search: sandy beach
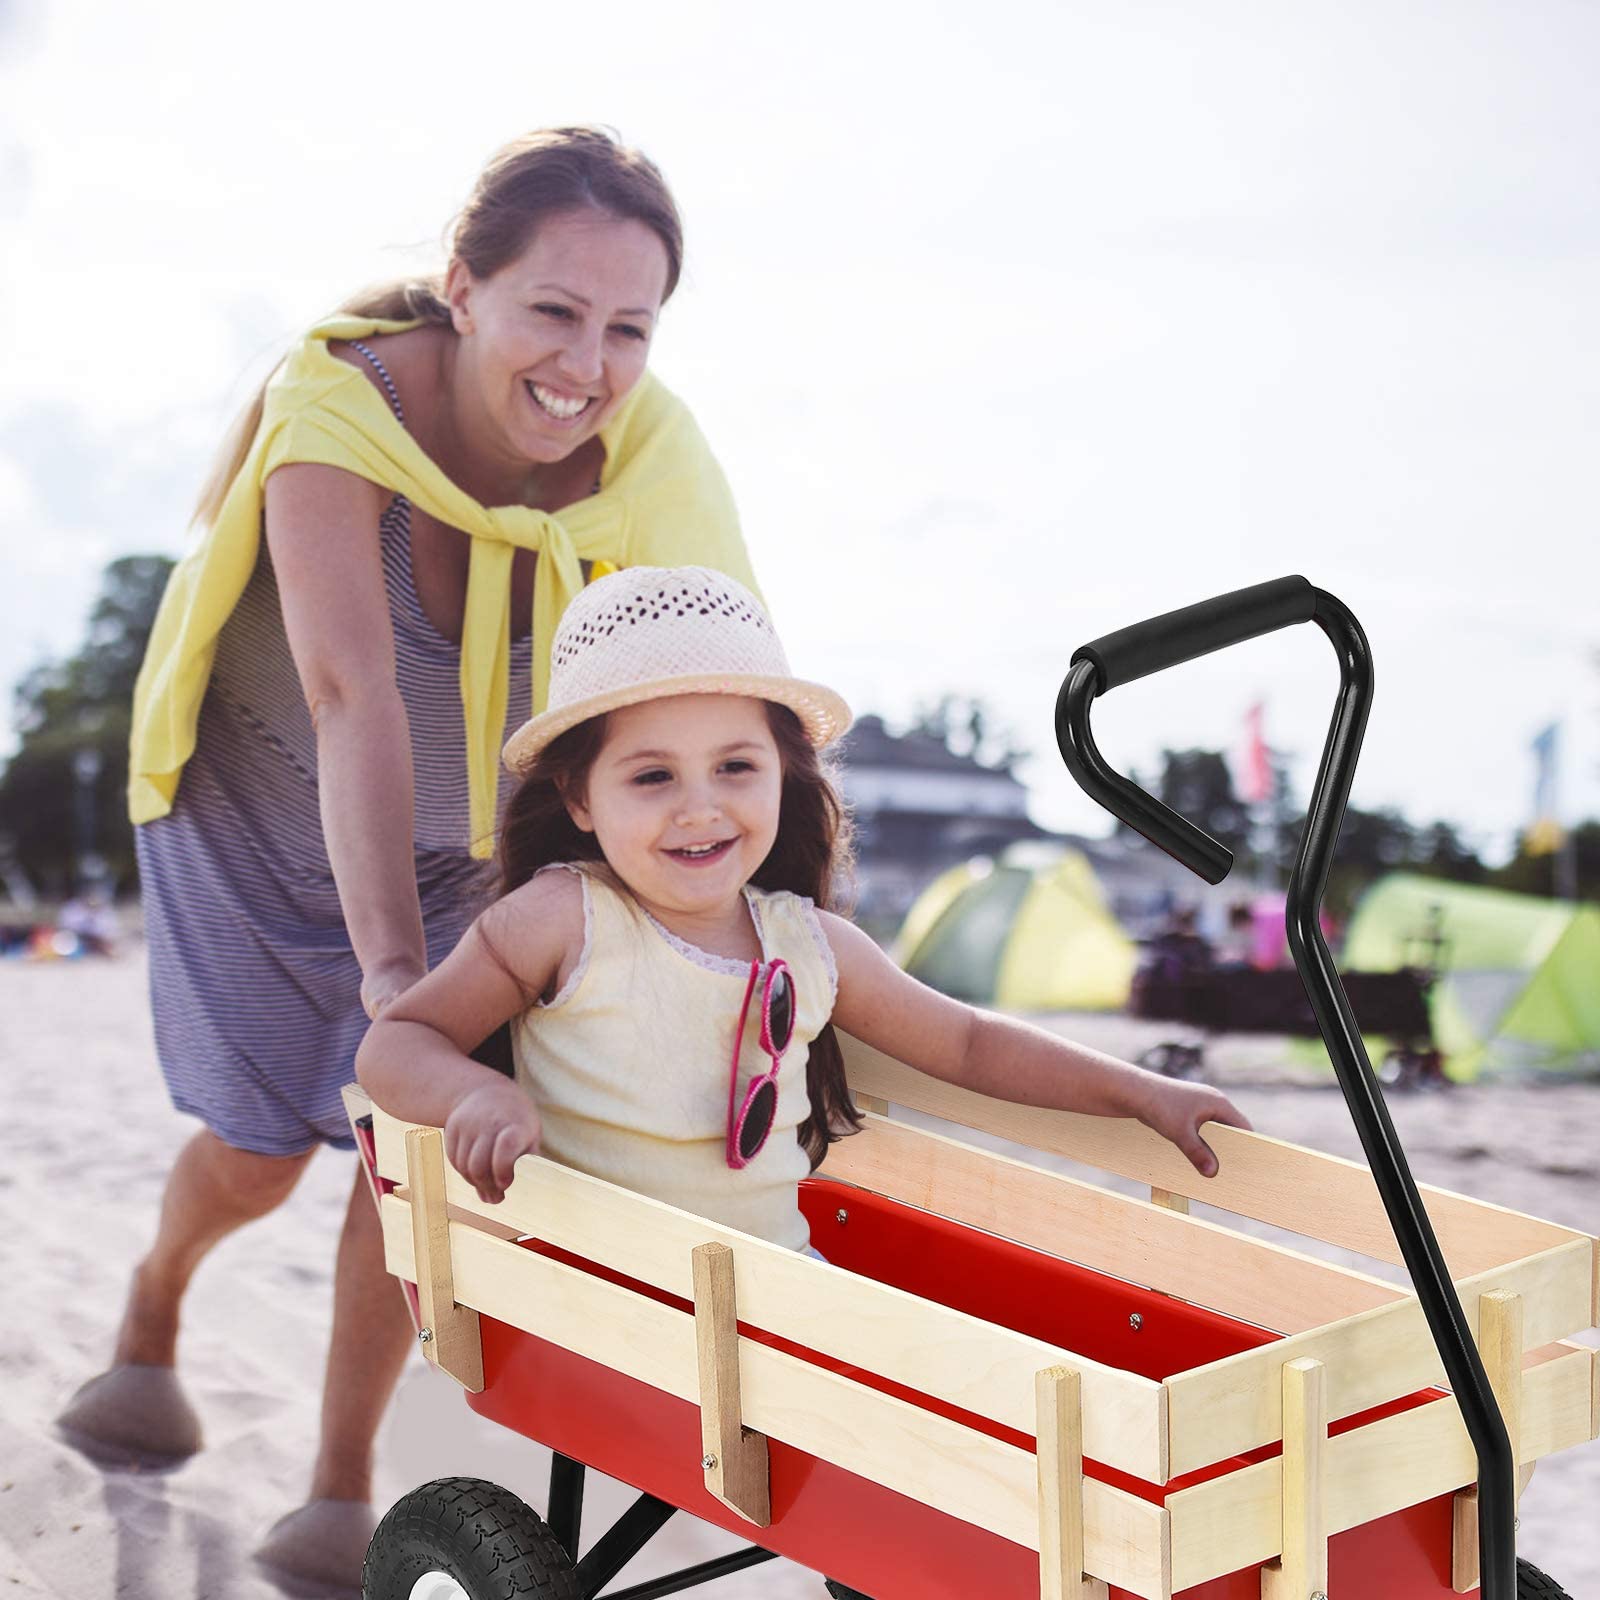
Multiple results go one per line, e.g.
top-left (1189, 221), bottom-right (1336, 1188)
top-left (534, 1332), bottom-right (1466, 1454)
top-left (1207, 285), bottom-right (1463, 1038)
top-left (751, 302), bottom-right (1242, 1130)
top-left (2, 946), bottom-right (1595, 1599)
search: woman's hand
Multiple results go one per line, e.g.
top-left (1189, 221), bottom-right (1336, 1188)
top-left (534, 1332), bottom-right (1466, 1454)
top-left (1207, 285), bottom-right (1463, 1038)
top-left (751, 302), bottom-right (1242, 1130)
top-left (362, 959), bottom-right (426, 1021)
top-left (443, 1079), bottom-right (544, 1205)
top-left (1136, 1079), bottom-right (1253, 1178)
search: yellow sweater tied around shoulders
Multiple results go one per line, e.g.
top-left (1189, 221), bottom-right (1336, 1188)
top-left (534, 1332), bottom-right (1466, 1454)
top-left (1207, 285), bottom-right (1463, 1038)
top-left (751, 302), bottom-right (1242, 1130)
top-left (128, 316), bottom-right (757, 858)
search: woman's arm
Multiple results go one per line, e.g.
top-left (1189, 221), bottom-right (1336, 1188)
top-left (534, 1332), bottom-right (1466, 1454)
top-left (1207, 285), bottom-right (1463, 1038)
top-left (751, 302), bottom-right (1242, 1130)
top-left (265, 463), bottom-right (426, 1015)
top-left (822, 912), bottom-right (1251, 1176)
top-left (357, 870), bottom-right (581, 1203)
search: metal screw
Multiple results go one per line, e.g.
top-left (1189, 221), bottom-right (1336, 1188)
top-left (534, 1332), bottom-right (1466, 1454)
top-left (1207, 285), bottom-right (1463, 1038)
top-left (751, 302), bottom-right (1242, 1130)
top-left (1129, 1313), bottom-right (1143, 1331)
top-left (701, 1453), bottom-right (717, 1471)
top-left (1311, 1591), bottom-right (1328, 1600)
top-left (836, 1208), bottom-right (849, 1224)
top-left (418, 1327), bottom-right (434, 1345)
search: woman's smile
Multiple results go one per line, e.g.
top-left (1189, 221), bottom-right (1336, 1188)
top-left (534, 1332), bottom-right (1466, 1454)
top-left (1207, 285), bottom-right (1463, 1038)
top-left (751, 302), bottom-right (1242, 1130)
top-left (526, 380), bottom-right (596, 424)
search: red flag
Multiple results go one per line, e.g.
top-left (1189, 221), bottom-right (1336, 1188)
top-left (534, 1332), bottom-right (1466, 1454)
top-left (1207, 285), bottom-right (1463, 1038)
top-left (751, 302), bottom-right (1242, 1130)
top-left (1238, 702), bottom-right (1272, 805)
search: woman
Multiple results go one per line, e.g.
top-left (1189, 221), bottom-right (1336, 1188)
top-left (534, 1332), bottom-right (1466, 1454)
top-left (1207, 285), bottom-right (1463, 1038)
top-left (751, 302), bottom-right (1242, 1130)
top-left (58, 127), bottom-right (758, 1587)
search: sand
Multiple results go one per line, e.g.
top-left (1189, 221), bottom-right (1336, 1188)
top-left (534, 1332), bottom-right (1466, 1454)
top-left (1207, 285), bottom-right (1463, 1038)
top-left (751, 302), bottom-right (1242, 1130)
top-left (2, 948), bottom-right (1595, 1598)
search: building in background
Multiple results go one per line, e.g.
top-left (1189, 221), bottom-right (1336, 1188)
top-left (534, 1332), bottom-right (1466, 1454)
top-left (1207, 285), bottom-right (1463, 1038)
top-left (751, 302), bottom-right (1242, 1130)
top-left (835, 714), bottom-right (1055, 940)
top-left (836, 713), bottom-right (1272, 949)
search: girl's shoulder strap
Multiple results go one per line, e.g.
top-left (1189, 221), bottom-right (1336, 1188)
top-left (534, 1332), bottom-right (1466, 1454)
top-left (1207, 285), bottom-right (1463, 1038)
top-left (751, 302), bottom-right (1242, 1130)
top-left (749, 887), bottom-right (838, 1005)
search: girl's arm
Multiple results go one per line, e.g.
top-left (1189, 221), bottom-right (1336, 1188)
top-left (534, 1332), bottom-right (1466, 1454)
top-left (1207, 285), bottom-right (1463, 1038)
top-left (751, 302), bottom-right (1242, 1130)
top-left (357, 869), bottom-right (583, 1203)
top-left (822, 912), bottom-right (1251, 1176)
top-left (265, 463), bottom-right (426, 1017)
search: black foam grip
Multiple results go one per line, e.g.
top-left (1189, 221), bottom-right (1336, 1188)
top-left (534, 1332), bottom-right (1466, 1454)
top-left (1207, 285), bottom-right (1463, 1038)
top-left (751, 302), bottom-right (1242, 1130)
top-left (1072, 576), bottom-right (1317, 693)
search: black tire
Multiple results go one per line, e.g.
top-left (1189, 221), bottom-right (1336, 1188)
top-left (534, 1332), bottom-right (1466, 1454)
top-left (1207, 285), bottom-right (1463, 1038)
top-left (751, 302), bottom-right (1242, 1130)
top-left (824, 1581), bottom-right (874, 1600)
top-left (1517, 1556), bottom-right (1573, 1599)
top-left (362, 1477), bottom-right (580, 1600)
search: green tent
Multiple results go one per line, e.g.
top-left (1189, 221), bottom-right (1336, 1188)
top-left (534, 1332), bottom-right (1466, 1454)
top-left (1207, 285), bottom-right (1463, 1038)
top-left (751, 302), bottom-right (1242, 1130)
top-left (1343, 874), bottom-right (1600, 1080)
top-left (894, 847), bottom-right (1136, 1012)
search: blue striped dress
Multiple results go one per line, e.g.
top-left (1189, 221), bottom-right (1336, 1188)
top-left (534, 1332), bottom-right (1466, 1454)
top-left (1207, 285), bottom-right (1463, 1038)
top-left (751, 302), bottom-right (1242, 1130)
top-left (136, 343), bottom-right (534, 1155)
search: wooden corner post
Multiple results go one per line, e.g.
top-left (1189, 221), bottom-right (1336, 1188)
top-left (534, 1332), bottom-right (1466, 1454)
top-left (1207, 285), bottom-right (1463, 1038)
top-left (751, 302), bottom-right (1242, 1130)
top-left (1453, 1289), bottom-right (1526, 1593)
top-left (1260, 1357), bottom-right (1328, 1600)
top-left (404, 1127), bottom-right (484, 1392)
top-left (692, 1242), bottom-right (771, 1526)
top-left (1037, 1366), bottom-right (1110, 1600)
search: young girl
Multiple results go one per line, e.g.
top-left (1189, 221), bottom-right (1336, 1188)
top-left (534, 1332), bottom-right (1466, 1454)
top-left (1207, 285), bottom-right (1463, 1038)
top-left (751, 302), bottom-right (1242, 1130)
top-left (357, 566), bottom-right (1250, 1243)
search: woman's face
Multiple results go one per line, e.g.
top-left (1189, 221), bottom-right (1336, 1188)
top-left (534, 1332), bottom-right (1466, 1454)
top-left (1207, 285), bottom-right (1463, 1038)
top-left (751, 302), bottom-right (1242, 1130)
top-left (447, 207), bottom-right (670, 467)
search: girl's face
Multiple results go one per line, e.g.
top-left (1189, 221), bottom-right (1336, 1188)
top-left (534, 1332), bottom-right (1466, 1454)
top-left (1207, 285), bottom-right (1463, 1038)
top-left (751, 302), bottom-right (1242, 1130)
top-left (565, 695), bottom-right (783, 925)
top-left (446, 207), bottom-right (669, 468)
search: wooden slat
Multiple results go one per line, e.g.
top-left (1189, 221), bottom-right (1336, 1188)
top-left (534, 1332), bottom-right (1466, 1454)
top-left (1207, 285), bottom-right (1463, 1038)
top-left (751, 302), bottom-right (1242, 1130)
top-left (1165, 1342), bottom-right (1593, 1593)
top-left (377, 1195), bottom-right (1172, 1599)
top-left (1150, 1189), bottom-right (1190, 1215)
top-left (1038, 1368), bottom-right (1111, 1600)
top-left (824, 1114), bottom-right (1405, 1337)
top-left (693, 1243), bottom-right (770, 1526)
top-left (1259, 1359), bottom-right (1327, 1600)
top-left (1451, 1491), bottom-right (1479, 1596)
top-left (1166, 1241), bottom-right (1591, 1475)
top-left (403, 1128), bottom-right (483, 1392)
top-left (840, 1036), bottom-right (1590, 1275)
top-left (365, 1103), bottom-right (1167, 1480)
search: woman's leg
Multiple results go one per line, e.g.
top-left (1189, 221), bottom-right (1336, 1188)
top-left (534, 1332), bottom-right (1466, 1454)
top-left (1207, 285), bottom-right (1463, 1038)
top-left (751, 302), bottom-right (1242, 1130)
top-left (253, 1159), bottom-right (416, 1586)
top-left (58, 1128), bottom-right (314, 1461)
top-left (115, 1128), bottom-right (315, 1365)
top-left (309, 1158), bottom-right (415, 1501)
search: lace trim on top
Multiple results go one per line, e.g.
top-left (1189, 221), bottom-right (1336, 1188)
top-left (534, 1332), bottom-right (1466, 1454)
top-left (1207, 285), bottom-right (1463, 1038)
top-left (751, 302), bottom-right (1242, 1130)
top-left (800, 897), bottom-right (839, 1003)
top-left (533, 864), bottom-right (593, 1010)
top-left (642, 887), bottom-right (768, 976)
top-left (642, 889), bottom-right (837, 1005)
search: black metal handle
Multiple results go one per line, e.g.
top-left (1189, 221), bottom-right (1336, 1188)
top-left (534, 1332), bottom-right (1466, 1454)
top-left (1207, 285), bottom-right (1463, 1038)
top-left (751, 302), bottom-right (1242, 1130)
top-left (1071, 575), bottom-right (1316, 693)
top-left (1057, 583), bottom-right (1518, 1600)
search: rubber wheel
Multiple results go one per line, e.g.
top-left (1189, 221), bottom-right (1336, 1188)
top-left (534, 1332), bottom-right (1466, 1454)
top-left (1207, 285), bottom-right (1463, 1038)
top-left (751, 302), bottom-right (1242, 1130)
top-left (362, 1477), bottom-right (580, 1600)
top-left (824, 1581), bottom-right (875, 1600)
top-left (1517, 1556), bottom-right (1573, 1599)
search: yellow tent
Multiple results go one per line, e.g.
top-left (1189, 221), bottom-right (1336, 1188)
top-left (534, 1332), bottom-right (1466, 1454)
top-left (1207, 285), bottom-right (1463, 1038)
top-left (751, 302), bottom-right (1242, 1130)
top-left (895, 847), bottom-right (1136, 1012)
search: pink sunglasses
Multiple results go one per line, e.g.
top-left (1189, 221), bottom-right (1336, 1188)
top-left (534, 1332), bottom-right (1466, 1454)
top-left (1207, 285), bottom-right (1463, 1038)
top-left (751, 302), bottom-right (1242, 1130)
top-left (726, 958), bottom-right (796, 1169)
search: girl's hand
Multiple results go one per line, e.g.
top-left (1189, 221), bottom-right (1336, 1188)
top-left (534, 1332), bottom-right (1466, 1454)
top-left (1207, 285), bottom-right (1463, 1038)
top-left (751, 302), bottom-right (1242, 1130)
top-left (1137, 1079), bottom-right (1253, 1178)
top-left (443, 1080), bottom-right (544, 1205)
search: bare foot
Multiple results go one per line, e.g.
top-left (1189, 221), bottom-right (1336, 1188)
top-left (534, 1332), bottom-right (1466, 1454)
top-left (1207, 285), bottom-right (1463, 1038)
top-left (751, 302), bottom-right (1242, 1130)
top-left (254, 1499), bottom-right (378, 1592)
top-left (55, 1364), bottom-right (203, 1465)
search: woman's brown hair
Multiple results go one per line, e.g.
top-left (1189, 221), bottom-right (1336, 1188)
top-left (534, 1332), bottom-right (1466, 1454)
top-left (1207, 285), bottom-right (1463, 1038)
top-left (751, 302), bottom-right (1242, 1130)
top-left (496, 702), bottom-right (862, 1169)
top-left (193, 127), bottom-right (683, 526)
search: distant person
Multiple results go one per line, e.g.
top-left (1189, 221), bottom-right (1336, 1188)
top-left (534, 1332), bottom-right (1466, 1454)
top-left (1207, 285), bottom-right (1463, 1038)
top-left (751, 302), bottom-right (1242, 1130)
top-left (1214, 900), bottom-right (1256, 970)
top-left (58, 889), bottom-right (118, 957)
top-left (58, 128), bottom-right (758, 1589)
top-left (1149, 903), bottom-right (1214, 981)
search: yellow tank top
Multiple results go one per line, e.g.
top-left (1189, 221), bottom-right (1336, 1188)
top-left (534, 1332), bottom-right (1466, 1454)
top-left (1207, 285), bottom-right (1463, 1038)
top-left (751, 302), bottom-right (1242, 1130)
top-left (511, 867), bottom-right (837, 1251)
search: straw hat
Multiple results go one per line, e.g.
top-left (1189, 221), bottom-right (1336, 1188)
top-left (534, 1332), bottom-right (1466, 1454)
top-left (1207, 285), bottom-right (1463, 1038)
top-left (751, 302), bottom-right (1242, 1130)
top-left (502, 566), bottom-right (852, 773)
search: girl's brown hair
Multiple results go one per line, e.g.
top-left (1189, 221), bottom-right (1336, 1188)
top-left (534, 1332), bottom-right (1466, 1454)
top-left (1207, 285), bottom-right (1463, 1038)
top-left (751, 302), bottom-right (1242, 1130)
top-left (497, 702), bottom-right (861, 1169)
top-left (193, 127), bottom-right (683, 526)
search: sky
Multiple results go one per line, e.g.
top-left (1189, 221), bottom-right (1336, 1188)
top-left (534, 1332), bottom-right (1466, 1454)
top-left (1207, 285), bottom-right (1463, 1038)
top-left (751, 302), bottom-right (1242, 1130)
top-left (2, 0), bottom-right (1597, 864)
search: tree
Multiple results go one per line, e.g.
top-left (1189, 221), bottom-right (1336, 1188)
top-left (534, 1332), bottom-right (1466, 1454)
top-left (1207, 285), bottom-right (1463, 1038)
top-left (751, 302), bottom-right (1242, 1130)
top-left (1154, 748), bottom-right (1252, 861)
top-left (1490, 821), bottom-right (1598, 902)
top-left (0, 554), bottom-right (174, 897)
top-left (906, 694), bottom-right (1029, 772)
